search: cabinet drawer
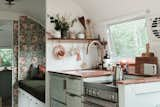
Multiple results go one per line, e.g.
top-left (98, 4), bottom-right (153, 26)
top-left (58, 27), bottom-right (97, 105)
top-left (66, 94), bottom-right (82, 107)
top-left (66, 77), bottom-right (82, 96)
top-left (51, 99), bottom-right (66, 107)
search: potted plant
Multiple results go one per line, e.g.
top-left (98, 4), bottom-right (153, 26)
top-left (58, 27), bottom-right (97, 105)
top-left (50, 14), bottom-right (77, 38)
top-left (50, 15), bottom-right (61, 38)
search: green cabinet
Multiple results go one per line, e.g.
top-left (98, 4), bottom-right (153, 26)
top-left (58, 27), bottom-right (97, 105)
top-left (50, 73), bottom-right (84, 107)
top-left (51, 99), bottom-right (66, 107)
top-left (50, 74), bottom-right (66, 104)
top-left (66, 94), bottom-right (82, 107)
top-left (66, 77), bottom-right (83, 96)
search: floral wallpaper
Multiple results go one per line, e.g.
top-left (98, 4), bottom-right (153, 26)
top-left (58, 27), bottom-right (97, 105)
top-left (19, 16), bottom-right (45, 80)
top-left (13, 20), bottom-right (19, 107)
top-left (12, 16), bottom-right (45, 107)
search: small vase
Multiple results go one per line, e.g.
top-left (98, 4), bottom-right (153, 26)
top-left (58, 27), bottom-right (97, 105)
top-left (69, 31), bottom-right (76, 39)
top-left (61, 30), bottom-right (68, 39)
top-left (54, 31), bottom-right (61, 38)
top-left (85, 29), bottom-right (91, 39)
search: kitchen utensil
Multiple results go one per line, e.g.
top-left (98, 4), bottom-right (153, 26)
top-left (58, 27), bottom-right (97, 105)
top-left (53, 45), bottom-right (66, 59)
top-left (85, 19), bottom-right (92, 39)
top-left (76, 47), bottom-right (81, 61)
top-left (142, 43), bottom-right (155, 57)
top-left (81, 44), bottom-right (88, 69)
top-left (135, 56), bottom-right (158, 74)
top-left (78, 16), bottom-right (86, 30)
top-left (69, 44), bottom-right (75, 56)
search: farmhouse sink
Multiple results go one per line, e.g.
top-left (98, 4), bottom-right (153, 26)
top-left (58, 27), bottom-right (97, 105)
top-left (83, 75), bottom-right (113, 83)
top-left (83, 73), bottom-right (147, 84)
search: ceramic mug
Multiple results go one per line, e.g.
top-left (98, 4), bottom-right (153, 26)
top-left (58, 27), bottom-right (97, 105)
top-left (77, 33), bottom-right (85, 39)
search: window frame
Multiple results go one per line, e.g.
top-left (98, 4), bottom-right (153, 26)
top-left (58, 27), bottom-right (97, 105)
top-left (0, 48), bottom-right (13, 67)
top-left (106, 17), bottom-right (148, 62)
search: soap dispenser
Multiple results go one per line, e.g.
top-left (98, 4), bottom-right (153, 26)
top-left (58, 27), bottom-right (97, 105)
top-left (103, 51), bottom-right (111, 70)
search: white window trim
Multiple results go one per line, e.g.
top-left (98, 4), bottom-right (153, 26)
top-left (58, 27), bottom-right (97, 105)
top-left (105, 11), bottom-right (149, 62)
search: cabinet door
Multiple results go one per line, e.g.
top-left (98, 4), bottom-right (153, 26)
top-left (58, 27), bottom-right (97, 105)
top-left (50, 75), bottom-right (66, 103)
top-left (66, 94), bottom-right (82, 107)
top-left (66, 77), bottom-right (82, 96)
top-left (51, 99), bottom-right (66, 107)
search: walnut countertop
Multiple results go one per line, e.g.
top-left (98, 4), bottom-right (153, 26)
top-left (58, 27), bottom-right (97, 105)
top-left (117, 76), bottom-right (160, 85)
top-left (117, 71), bottom-right (160, 85)
top-left (48, 69), bottom-right (113, 78)
top-left (48, 70), bottom-right (160, 85)
top-left (127, 71), bottom-right (157, 77)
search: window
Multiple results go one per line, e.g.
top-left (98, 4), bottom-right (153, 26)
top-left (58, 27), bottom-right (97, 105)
top-left (0, 49), bottom-right (13, 67)
top-left (107, 18), bottom-right (148, 60)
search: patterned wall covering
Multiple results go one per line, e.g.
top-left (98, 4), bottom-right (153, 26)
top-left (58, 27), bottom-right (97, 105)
top-left (13, 20), bottom-right (19, 107)
top-left (12, 16), bottom-right (45, 107)
top-left (19, 16), bottom-right (45, 80)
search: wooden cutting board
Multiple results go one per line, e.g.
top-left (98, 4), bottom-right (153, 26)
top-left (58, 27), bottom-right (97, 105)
top-left (135, 56), bottom-right (158, 74)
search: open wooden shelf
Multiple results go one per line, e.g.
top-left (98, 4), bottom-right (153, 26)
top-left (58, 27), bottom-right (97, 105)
top-left (46, 32), bottom-right (107, 44)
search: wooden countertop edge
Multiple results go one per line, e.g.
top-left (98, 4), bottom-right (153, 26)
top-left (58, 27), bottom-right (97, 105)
top-left (127, 71), bottom-right (157, 77)
top-left (48, 71), bottom-right (82, 77)
top-left (48, 70), bottom-right (113, 78)
top-left (48, 70), bottom-right (160, 84)
top-left (117, 76), bottom-right (160, 85)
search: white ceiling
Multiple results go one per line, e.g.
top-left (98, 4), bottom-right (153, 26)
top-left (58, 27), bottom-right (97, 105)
top-left (0, 0), bottom-right (45, 25)
top-left (73, 0), bottom-right (160, 23)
